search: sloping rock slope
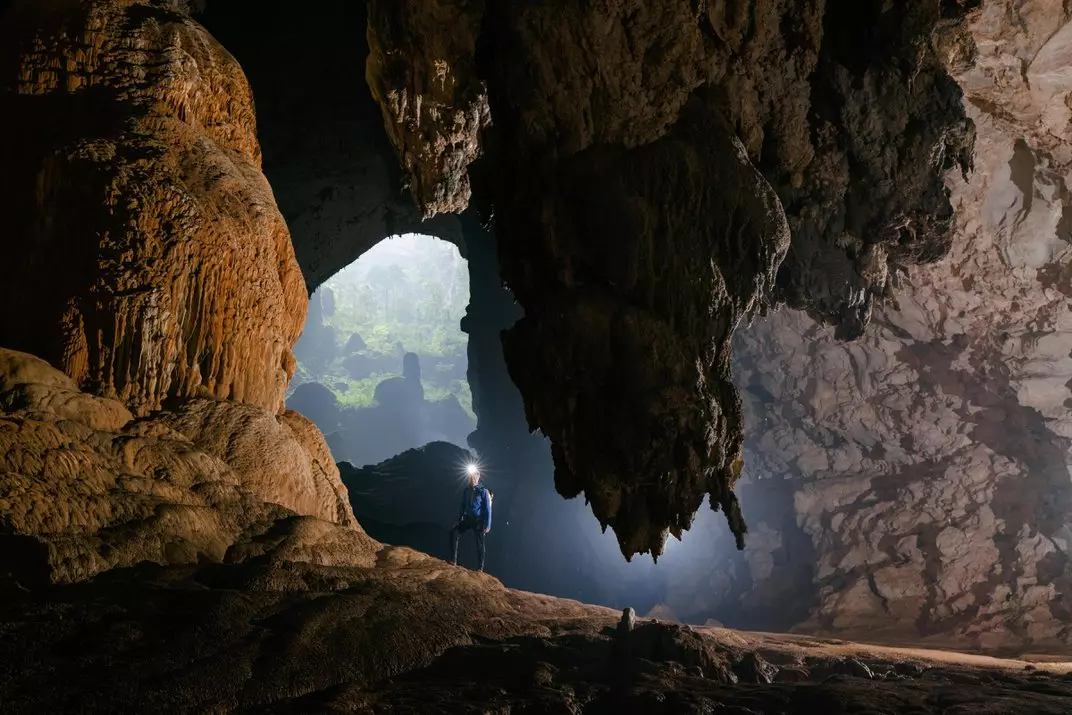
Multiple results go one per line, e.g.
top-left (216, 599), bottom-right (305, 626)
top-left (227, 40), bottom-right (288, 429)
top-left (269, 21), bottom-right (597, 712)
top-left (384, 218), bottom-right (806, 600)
top-left (366, 0), bottom-right (975, 559)
top-left (0, 0), bottom-right (306, 416)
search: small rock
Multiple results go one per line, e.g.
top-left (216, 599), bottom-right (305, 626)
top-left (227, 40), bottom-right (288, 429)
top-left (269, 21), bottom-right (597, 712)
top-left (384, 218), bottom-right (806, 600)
top-left (894, 662), bottom-right (926, 677)
top-left (734, 652), bottom-right (779, 684)
top-left (809, 657), bottom-right (875, 681)
top-left (774, 665), bottom-right (811, 683)
top-left (619, 607), bottom-right (636, 635)
top-left (845, 659), bottom-right (874, 679)
top-left (531, 662), bottom-right (556, 688)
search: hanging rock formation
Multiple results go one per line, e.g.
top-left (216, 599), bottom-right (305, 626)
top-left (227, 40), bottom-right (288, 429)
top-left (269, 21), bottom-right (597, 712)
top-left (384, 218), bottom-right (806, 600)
top-left (0, 0), bottom-right (306, 416)
top-left (366, 0), bottom-right (974, 558)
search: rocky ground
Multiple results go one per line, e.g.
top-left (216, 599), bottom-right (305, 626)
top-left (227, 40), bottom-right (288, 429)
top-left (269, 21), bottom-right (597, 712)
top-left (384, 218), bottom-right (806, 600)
top-left (4, 551), bottom-right (1072, 714)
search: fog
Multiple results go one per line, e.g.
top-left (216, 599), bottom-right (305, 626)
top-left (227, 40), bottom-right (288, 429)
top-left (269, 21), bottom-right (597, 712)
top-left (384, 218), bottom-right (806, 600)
top-left (288, 234), bottom-right (474, 466)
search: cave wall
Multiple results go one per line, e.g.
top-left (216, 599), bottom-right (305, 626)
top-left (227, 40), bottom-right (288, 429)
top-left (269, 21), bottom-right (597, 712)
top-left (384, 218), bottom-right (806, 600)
top-left (0, 0), bottom-right (306, 416)
top-left (680, 0), bottom-right (1072, 651)
top-left (7, 0), bottom-right (1066, 654)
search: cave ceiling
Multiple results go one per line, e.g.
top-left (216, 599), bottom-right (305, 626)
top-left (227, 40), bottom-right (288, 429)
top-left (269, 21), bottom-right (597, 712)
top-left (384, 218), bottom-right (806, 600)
top-left (364, 0), bottom-right (976, 559)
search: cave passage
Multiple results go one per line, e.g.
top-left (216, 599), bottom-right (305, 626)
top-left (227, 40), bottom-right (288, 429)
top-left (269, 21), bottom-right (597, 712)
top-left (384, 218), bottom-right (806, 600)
top-left (286, 234), bottom-right (475, 467)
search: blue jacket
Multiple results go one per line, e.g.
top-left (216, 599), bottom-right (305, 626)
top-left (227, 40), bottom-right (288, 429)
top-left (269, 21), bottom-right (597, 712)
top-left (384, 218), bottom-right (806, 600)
top-left (458, 482), bottom-right (492, 530)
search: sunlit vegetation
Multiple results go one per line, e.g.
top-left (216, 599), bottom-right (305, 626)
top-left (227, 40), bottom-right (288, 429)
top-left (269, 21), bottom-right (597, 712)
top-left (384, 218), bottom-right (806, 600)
top-left (290, 234), bottom-right (472, 416)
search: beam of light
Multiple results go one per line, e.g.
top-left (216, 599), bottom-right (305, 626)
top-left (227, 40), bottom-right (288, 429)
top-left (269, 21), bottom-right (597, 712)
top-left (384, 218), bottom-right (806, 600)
top-left (458, 456), bottom-right (482, 483)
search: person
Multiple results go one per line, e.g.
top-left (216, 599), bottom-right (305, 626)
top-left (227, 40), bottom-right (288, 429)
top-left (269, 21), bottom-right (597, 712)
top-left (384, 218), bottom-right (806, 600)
top-left (450, 466), bottom-right (492, 571)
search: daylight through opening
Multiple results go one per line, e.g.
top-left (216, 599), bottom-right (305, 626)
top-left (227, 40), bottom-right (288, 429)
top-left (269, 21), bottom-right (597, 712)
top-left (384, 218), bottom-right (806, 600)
top-left (286, 234), bottom-right (473, 466)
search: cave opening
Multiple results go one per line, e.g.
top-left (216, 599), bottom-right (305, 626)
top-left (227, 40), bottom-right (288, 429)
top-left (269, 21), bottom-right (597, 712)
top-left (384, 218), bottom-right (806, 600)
top-left (196, 0), bottom-right (798, 628)
top-left (286, 233), bottom-right (474, 468)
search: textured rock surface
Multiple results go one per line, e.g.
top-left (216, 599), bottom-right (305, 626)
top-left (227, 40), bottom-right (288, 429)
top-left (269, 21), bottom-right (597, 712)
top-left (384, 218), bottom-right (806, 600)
top-left (5, 556), bottom-right (1072, 713)
top-left (366, 0), bottom-right (973, 559)
top-left (0, 348), bottom-right (357, 586)
top-left (680, 0), bottom-right (1072, 652)
top-left (0, 0), bottom-right (306, 415)
top-left (340, 441), bottom-right (473, 531)
top-left (497, 97), bottom-right (790, 560)
top-left (366, 0), bottom-right (490, 218)
top-left (200, 0), bottom-right (464, 292)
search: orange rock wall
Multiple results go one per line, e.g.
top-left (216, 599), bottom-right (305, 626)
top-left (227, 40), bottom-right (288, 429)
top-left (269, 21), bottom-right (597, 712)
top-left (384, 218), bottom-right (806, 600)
top-left (0, 0), bottom-right (306, 415)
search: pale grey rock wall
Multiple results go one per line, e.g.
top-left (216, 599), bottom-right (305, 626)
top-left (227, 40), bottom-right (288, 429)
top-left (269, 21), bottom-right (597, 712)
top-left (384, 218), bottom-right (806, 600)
top-left (706, 0), bottom-right (1072, 651)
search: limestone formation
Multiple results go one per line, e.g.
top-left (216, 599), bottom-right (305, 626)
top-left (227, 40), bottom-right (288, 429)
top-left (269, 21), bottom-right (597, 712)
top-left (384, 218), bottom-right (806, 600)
top-left (5, 0), bottom-right (1072, 668)
top-left (340, 441), bottom-right (474, 531)
top-left (0, 0), bottom-right (306, 416)
top-left (366, 0), bottom-right (972, 560)
top-left (366, 0), bottom-right (490, 218)
top-left (0, 348), bottom-right (357, 586)
top-left (694, 0), bottom-right (1072, 652)
top-left (198, 0), bottom-right (464, 292)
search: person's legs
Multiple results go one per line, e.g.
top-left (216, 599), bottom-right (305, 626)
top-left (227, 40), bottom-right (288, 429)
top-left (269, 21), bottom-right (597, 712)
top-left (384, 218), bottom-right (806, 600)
top-left (475, 527), bottom-right (486, 572)
top-left (450, 521), bottom-right (464, 565)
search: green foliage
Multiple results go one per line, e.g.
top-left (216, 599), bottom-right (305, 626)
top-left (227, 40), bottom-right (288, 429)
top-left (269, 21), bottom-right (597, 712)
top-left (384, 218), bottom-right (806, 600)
top-left (292, 234), bottom-right (473, 417)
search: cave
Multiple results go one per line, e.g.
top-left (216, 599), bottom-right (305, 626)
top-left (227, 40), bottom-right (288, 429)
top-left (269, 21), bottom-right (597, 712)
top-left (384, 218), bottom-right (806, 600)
top-left (4, 0), bottom-right (1072, 711)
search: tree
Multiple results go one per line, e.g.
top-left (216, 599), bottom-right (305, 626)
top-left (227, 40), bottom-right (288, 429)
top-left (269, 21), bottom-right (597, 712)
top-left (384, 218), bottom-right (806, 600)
top-left (366, 264), bottom-right (408, 321)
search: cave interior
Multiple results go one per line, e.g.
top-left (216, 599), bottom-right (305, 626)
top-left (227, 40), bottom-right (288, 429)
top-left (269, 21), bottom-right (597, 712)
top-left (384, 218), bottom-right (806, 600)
top-left (4, 0), bottom-right (1072, 712)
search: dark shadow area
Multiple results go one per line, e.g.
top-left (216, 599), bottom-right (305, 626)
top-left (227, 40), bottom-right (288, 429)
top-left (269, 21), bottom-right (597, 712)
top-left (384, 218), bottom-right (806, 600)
top-left (328, 215), bottom-right (803, 627)
top-left (199, 0), bottom-right (461, 292)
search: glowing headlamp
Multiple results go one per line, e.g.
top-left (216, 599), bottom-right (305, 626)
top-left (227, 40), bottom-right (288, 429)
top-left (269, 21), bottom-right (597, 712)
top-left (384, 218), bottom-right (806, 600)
top-left (466, 463), bottom-right (479, 476)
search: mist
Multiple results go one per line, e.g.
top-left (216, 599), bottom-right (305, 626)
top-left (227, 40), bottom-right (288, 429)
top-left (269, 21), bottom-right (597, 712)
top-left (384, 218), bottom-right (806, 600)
top-left (290, 233), bottom-right (804, 629)
top-left (287, 234), bottom-right (474, 466)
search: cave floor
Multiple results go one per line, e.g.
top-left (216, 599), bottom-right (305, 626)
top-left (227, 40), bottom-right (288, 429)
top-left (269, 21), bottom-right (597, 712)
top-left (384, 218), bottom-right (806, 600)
top-left (2, 545), bottom-right (1072, 714)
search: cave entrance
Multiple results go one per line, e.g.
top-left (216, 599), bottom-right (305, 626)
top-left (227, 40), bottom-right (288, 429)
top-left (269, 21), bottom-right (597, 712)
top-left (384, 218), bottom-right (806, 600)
top-left (286, 233), bottom-right (473, 466)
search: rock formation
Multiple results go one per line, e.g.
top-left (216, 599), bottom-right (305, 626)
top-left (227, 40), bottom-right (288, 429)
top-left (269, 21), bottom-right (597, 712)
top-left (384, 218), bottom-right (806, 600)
top-left (0, 0), bottom-right (306, 416)
top-left (362, 0), bottom-right (976, 560)
top-left (199, 0), bottom-right (464, 292)
top-left (6, 0), bottom-right (1072, 685)
top-left (662, 0), bottom-right (1072, 652)
top-left (340, 441), bottom-right (472, 532)
top-left (0, 348), bottom-right (356, 587)
top-left (285, 381), bottom-right (341, 432)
